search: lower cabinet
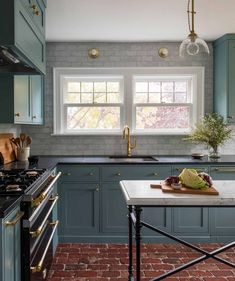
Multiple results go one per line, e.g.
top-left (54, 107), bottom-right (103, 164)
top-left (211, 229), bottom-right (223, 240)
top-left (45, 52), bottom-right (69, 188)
top-left (0, 206), bottom-right (22, 281)
top-left (57, 163), bottom-right (235, 243)
top-left (210, 166), bottom-right (235, 241)
top-left (58, 182), bottom-right (100, 241)
top-left (102, 183), bottom-right (128, 233)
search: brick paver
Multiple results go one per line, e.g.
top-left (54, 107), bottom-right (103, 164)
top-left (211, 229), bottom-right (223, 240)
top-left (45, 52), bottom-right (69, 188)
top-left (47, 243), bottom-right (235, 281)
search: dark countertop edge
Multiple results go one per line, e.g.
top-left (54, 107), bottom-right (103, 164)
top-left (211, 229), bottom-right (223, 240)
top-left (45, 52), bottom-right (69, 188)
top-left (0, 196), bottom-right (21, 218)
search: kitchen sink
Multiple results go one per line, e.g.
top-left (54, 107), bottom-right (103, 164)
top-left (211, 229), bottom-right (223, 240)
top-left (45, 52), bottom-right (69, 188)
top-left (108, 156), bottom-right (158, 162)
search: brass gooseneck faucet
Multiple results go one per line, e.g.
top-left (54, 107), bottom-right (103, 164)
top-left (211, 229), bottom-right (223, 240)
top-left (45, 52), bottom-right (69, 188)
top-left (122, 125), bottom-right (136, 157)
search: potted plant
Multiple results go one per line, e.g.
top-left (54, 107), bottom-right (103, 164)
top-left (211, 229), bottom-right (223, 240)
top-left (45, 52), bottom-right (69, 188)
top-left (184, 113), bottom-right (232, 158)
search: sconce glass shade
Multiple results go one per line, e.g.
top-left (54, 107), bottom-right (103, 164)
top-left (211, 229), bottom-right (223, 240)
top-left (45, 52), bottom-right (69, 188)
top-left (179, 34), bottom-right (210, 57)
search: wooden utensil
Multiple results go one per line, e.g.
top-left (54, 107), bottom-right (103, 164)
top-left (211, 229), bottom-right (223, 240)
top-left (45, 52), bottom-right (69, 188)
top-left (26, 136), bottom-right (32, 147)
top-left (20, 133), bottom-right (27, 148)
top-left (15, 137), bottom-right (22, 148)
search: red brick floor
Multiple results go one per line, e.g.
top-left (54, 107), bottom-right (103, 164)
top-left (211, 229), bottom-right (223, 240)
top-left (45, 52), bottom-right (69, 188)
top-left (47, 243), bottom-right (235, 281)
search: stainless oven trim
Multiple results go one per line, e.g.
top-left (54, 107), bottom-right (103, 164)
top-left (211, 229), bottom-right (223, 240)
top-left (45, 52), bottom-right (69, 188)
top-left (30, 220), bottom-right (59, 273)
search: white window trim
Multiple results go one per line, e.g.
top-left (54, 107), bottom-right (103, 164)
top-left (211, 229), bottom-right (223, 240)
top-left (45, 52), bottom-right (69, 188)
top-left (53, 67), bottom-right (204, 136)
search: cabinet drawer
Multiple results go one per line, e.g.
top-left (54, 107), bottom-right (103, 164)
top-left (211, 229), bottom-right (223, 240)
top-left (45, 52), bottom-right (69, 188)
top-left (101, 165), bottom-right (171, 182)
top-left (59, 165), bottom-right (99, 182)
top-left (210, 166), bottom-right (235, 180)
top-left (172, 165), bottom-right (209, 175)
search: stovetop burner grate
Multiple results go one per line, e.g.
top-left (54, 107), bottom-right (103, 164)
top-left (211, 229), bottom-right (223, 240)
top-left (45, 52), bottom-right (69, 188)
top-left (0, 169), bottom-right (47, 194)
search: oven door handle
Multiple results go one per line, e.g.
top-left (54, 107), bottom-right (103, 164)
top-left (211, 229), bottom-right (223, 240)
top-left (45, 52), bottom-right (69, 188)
top-left (31, 172), bottom-right (61, 208)
top-left (5, 211), bottom-right (24, 226)
top-left (30, 195), bottom-right (59, 238)
top-left (30, 220), bottom-right (59, 273)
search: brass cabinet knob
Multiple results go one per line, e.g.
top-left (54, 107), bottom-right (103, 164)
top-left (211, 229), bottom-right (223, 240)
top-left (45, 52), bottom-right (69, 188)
top-left (227, 116), bottom-right (234, 119)
top-left (34, 10), bottom-right (40, 16)
top-left (116, 173), bottom-right (121, 176)
top-left (153, 172), bottom-right (158, 176)
top-left (89, 172), bottom-right (94, 176)
top-left (31, 4), bottom-right (37, 10)
top-left (32, 115), bottom-right (37, 119)
top-left (15, 113), bottom-right (20, 117)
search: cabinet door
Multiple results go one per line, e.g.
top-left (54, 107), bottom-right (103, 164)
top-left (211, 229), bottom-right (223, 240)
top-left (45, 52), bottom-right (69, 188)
top-left (59, 183), bottom-right (99, 237)
top-left (14, 76), bottom-right (31, 124)
top-left (31, 75), bottom-right (43, 124)
top-left (142, 207), bottom-right (172, 240)
top-left (172, 165), bottom-right (210, 237)
top-left (3, 207), bottom-right (21, 281)
top-left (210, 165), bottom-right (235, 238)
top-left (173, 208), bottom-right (209, 235)
top-left (228, 40), bottom-right (235, 122)
top-left (102, 183), bottom-right (128, 233)
top-left (15, 0), bottom-right (45, 73)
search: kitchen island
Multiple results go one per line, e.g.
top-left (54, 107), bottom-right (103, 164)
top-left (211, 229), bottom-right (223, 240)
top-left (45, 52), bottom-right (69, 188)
top-left (120, 180), bottom-right (235, 281)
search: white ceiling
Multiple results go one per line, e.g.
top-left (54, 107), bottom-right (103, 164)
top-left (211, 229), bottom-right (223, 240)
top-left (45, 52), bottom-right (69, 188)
top-left (46, 0), bottom-right (235, 42)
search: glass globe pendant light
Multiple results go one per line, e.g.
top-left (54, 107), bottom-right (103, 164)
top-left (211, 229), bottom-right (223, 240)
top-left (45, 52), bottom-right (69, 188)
top-left (179, 0), bottom-right (210, 57)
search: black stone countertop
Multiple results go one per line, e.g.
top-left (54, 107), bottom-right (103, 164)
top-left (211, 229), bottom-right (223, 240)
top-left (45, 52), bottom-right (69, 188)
top-left (0, 196), bottom-right (21, 218)
top-left (2, 155), bottom-right (235, 171)
top-left (1, 155), bottom-right (235, 218)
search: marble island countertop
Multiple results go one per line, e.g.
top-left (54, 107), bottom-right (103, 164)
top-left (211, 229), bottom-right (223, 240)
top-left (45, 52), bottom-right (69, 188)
top-left (120, 180), bottom-right (235, 206)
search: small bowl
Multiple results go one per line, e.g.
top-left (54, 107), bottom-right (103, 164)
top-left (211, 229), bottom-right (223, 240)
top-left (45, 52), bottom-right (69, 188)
top-left (171, 183), bottom-right (182, 190)
top-left (191, 153), bottom-right (204, 159)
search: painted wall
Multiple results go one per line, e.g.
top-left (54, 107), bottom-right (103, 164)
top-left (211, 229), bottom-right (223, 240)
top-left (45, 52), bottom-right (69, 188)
top-left (21, 42), bottom-right (234, 156)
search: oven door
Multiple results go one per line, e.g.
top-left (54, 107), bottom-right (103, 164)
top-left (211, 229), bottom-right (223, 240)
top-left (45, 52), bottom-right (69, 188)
top-left (30, 219), bottom-right (59, 281)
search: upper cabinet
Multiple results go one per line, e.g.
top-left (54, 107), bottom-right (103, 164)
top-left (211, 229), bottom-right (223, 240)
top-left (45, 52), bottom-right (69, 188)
top-left (214, 34), bottom-right (235, 123)
top-left (0, 0), bottom-right (46, 74)
top-left (0, 74), bottom-right (43, 124)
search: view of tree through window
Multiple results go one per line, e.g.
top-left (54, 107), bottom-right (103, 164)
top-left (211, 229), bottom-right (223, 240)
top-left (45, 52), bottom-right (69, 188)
top-left (63, 78), bottom-right (123, 131)
top-left (134, 79), bottom-right (191, 131)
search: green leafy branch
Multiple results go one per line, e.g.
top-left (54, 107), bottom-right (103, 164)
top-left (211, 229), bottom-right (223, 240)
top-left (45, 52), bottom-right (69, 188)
top-left (184, 113), bottom-right (232, 152)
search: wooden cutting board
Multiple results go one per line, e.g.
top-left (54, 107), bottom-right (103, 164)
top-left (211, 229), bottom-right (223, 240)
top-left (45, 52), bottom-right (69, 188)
top-left (0, 133), bottom-right (16, 164)
top-left (151, 182), bottom-right (219, 195)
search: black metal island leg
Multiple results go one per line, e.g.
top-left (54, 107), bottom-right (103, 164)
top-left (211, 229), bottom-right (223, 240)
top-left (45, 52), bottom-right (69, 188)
top-left (135, 206), bottom-right (142, 281)
top-left (128, 205), bottom-right (134, 281)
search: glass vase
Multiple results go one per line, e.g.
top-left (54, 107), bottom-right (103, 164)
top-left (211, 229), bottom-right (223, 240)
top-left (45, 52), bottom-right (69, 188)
top-left (209, 146), bottom-right (220, 158)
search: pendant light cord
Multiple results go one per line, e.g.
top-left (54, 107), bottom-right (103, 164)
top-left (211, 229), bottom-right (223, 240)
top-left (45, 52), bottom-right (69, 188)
top-left (187, 0), bottom-right (191, 32)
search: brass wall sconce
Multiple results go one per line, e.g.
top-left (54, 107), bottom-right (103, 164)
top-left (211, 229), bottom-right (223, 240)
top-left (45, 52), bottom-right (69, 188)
top-left (158, 48), bottom-right (169, 58)
top-left (88, 48), bottom-right (100, 59)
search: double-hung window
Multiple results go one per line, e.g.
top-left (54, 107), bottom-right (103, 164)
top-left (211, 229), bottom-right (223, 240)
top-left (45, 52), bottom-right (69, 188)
top-left (54, 67), bottom-right (204, 135)
top-left (133, 76), bottom-right (193, 134)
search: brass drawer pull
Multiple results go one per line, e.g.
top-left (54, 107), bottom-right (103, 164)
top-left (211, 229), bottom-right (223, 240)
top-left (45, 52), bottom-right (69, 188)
top-left (96, 187), bottom-right (99, 192)
top-left (31, 172), bottom-right (61, 208)
top-left (89, 172), bottom-right (94, 176)
top-left (5, 211), bottom-right (24, 226)
top-left (176, 168), bottom-right (207, 173)
top-left (30, 196), bottom-right (59, 237)
top-left (153, 172), bottom-right (158, 176)
top-left (116, 173), bottom-right (121, 176)
top-left (213, 168), bottom-right (235, 173)
top-left (63, 172), bottom-right (71, 176)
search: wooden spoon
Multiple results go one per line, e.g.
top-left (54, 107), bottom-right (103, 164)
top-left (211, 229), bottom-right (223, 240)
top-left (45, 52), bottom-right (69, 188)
top-left (15, 137), bottom-right (22, 148)
top-left (26, 136), bottom-right (32, 147)
top-left (10, 138), bottom-right (20, 148)
top-left (20, 133), bottom-right (27, 148)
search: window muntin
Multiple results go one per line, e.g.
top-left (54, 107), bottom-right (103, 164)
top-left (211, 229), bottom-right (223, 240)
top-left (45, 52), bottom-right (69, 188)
top-left (61, 76), bottom-right (123, 133)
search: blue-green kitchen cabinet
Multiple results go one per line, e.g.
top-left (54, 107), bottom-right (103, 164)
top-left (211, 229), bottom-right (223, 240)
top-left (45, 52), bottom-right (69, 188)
top-left (0, 74), bottom-right (43, 124)
top-left (172, 165), bottom-right (210, 241)
top-left (0, 206), bottom-right (23, 281)
top-left (210, 166), bottom-right (235, 241)
top-left (214, 34), bottom-right (235, 123)
top-left (0, 0), bottom-right (46, 74)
